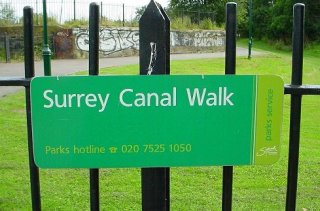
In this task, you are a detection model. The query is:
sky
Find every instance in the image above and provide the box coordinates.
[107,0,169,7]
[7,0,170,24]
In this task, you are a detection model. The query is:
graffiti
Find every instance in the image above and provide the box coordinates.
[147,42,157,75]
[74,28,225,56]
[170,30,225,47]
[54,29,73,59]
[74,28,139,55]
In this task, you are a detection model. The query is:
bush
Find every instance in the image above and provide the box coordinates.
[199,18,216,30]
[171,16,195,30]
[63,19,89,28]
[171,16,222,31]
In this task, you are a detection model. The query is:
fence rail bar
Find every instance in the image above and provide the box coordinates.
[23,6,41,211]
[88,3,100,211]
[222,3,237,211]
[0,77,30,86]
[285,85,320,95]
[286,3,305,211]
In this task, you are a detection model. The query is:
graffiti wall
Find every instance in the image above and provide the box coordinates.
[73,28,139,56]
[170,30,225,48]
[72,27,225,57]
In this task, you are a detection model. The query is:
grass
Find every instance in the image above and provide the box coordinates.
[1,42,319,210]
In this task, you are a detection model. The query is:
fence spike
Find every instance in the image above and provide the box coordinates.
[139,1,170,210]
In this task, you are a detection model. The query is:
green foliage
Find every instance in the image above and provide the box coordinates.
[303,0,320,41]
[0,4,17,26]
[199,18,216,30]
[171,16,196,30]
[24,13,60,26]
[169,0,226,26]
[169,0,320,42]
[250,0,320,42]
[134,6,147,22]
[170,16,222,30]
[61,19,88,28]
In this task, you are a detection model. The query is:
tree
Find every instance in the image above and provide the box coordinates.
[169,0,227,26]
[0,3,16,26]
[134,6,147,22]
[301,0,320,41]
[252,0,320,42]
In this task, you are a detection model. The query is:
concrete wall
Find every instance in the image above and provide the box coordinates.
[0,27,225,60]
[71,28,225,58]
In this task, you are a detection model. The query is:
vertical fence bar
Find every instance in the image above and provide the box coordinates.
[286,4,305,211]
[4,33,10,63]
[248,0,253,59]
[225,2,237,75]
[140,1,170,210]
[36,0,39,25]
[89,3,100,211]
[89,3,100,76]
[24,6,41,211]
[42,0,52,76]
[100,2,103,22]
[122,3,125,27]
[222,3,237,211]
[73,0,76,21]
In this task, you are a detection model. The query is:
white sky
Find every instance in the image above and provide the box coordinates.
[107,0,169,7]
[10,0,170,23]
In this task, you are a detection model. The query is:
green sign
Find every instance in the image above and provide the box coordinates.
[31,75,284,168]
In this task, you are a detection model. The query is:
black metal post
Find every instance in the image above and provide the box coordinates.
[222,3,237,211]
[89,3,100,211]
[157,2,170,75]
[4,33,10,63]
[139,1,170,210]
[248,0,253,59]
[89,3,100,76]
[286,4,305,211]
[24,6,41,211]
[225,2,237,75]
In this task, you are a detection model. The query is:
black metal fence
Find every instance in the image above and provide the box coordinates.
[0,2,319,211]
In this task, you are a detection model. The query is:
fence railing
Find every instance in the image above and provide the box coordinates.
[0,0,140,25]
[0,2,319,211]
[0,0,215,26]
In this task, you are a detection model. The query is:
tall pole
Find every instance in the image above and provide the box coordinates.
[122,3,125,27]
[36,0,39,25]
[74,0,76,21]
[42,0,51,76]
[248,0,253,59]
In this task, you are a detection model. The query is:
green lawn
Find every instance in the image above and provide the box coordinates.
[0,42,319,210]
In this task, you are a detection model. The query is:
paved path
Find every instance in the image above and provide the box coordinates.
[0,47,263,98]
